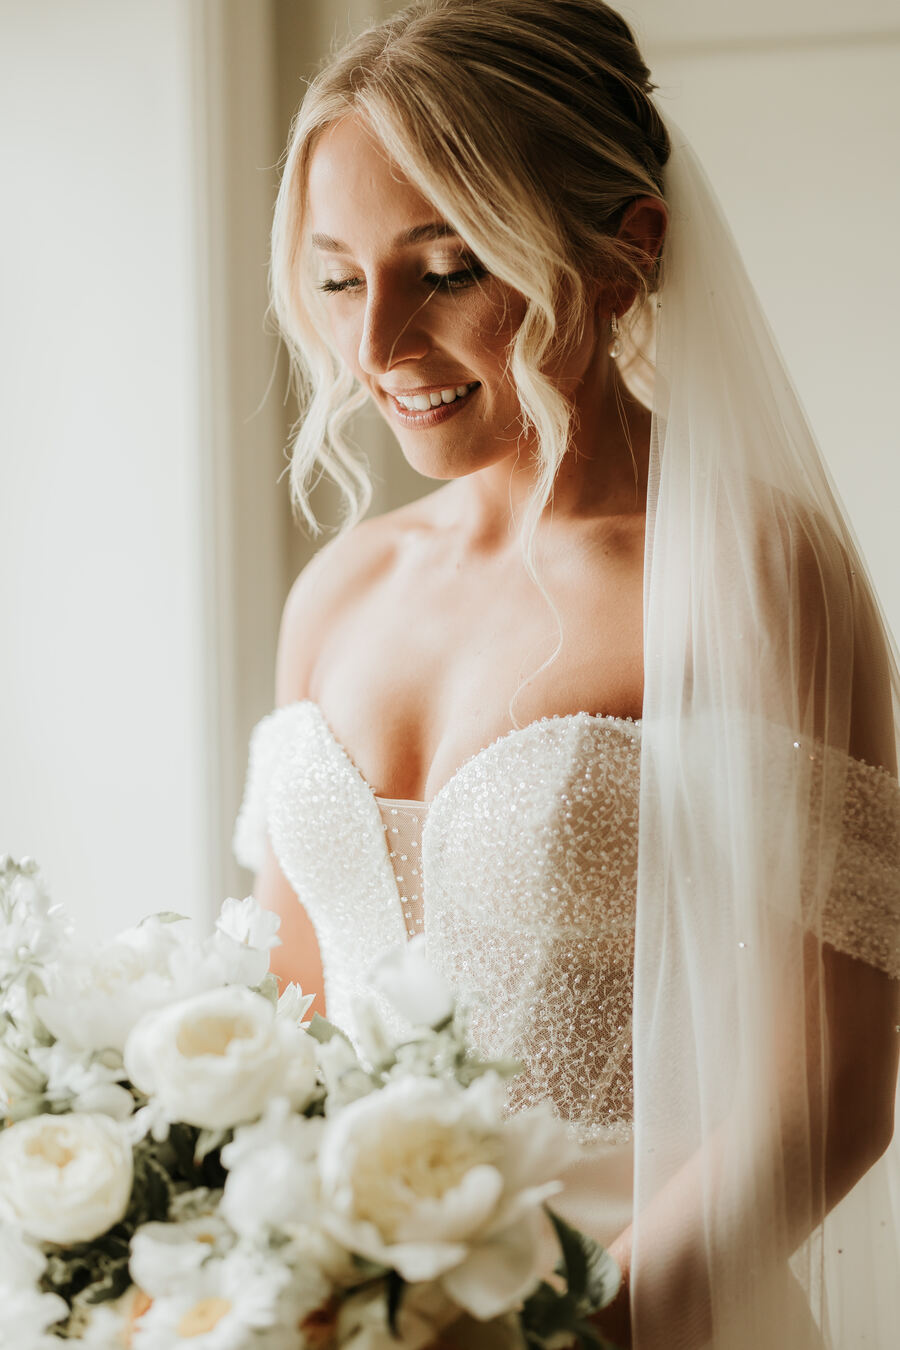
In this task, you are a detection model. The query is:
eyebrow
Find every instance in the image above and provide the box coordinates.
[311,222,461,252]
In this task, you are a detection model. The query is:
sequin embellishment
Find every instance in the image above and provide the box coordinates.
[233,700,900,1148]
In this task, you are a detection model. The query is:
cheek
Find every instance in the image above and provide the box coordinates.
[325,308,364,370]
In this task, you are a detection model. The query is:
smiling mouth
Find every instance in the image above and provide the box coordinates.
[387,382,480,426]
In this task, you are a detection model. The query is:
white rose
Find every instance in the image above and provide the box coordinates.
[0,1112,134,1244]
[317,1072,574,1320]
[124,986,318,1130]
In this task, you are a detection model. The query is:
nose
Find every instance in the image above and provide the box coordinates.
[357,282,430,376]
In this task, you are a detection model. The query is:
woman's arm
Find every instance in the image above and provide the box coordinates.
[253,838,326,1016]
[589,944,899,1348]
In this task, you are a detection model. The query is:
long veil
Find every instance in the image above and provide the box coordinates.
[629,120,900,1347]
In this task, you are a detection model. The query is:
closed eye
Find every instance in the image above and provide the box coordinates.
[317,261,488,297]
[424,263,487,291]
[318,275,363,294]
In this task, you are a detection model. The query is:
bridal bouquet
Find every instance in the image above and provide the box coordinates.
[0,854,619,1350]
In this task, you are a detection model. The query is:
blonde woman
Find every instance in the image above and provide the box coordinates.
[233,2,900,1345]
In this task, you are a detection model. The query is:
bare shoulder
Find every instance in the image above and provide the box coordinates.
[274,496,444,706]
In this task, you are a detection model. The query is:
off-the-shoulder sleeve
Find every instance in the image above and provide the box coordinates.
[823,757,900,979]
[232,706,298,874]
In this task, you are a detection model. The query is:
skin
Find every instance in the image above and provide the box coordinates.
[260,112,664,1009]
[254,114,898,1348]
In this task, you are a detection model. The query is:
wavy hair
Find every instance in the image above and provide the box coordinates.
[270,0,670,720]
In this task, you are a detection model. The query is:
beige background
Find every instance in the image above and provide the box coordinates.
[1,1,897,934]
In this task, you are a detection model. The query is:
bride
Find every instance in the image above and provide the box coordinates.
[233,2,900,1346]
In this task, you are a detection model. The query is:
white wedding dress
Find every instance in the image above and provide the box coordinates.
[232,697,900,1257]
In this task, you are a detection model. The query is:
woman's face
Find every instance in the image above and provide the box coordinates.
[305,115,545,480]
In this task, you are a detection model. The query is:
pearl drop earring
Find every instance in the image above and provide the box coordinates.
[609,313,623,359]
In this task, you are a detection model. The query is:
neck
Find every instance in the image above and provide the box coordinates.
[443,363,651,552]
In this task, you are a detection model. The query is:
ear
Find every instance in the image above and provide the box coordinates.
[606,195,669,316]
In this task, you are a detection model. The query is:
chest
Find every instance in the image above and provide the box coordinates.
[309,529,644,802]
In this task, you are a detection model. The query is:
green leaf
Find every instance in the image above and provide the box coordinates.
[255,972,280,1006]
[386,1269,406,1335]
[548,1208,588,1300]
[139,910,189,926]
[306,1012,353,1045]
[546,1207,621,1313]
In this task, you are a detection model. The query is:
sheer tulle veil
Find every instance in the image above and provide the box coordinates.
[631,116,900,1347]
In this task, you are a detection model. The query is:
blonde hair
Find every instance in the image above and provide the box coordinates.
[270,0,669,721]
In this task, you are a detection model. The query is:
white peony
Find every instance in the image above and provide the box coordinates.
[368,935,454,1029]
[0,1111,134,1244]
[124,986,319,1130]
[317,1072,576,1320]
[220,1097,322,1239]
[33,915,205,1054]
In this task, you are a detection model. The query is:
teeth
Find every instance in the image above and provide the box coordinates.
[395,383,476,412]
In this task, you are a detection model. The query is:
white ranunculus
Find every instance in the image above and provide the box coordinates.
[368,935,454,1029]
[0,1111,134,1244]
[317,1072,575,1320]
[220,1097,322,1239]
[124,986,318,1130]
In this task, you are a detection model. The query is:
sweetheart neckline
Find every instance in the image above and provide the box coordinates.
[295,697,642,811]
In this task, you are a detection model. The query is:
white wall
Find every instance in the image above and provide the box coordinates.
[0,1,213,937]
[625,2,900,636]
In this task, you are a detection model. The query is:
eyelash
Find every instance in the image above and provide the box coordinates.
[317,262,487,296]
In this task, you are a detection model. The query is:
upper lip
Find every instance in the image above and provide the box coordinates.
[381,381,478,398]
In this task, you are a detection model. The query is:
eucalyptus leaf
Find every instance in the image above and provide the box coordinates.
[255,972,280,1006]
[306,1011,353,1046]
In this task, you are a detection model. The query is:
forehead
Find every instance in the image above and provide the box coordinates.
[306,115,447,250]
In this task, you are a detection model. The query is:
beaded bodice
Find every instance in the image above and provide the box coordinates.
[233,699,900,1146]
[234,700,641,1142]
